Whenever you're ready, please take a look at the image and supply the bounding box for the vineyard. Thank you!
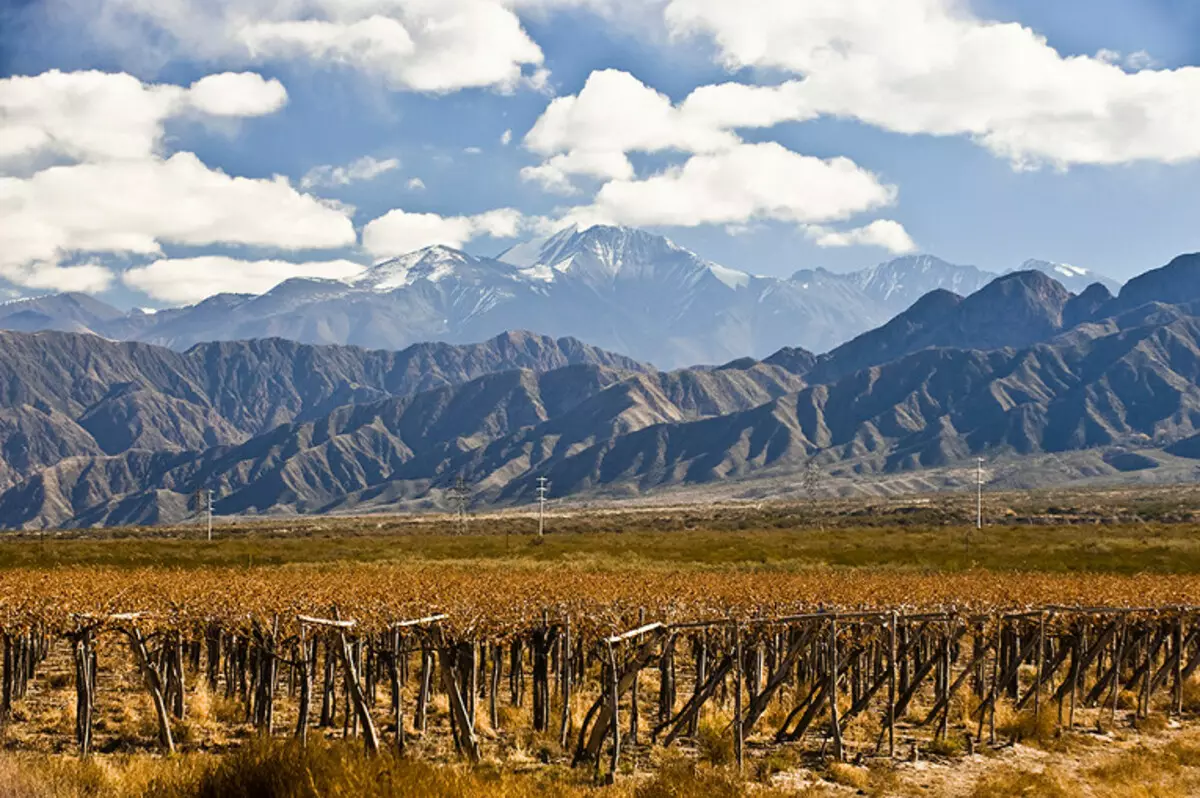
[2,563,1200,784]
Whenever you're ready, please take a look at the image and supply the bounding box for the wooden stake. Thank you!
[733,622,744,772]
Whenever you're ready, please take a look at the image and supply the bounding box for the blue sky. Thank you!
[2,0,1199,308]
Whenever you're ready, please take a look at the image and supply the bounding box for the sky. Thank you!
[1,0,1199,308]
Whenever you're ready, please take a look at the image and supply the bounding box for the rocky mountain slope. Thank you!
[0,330,648,493]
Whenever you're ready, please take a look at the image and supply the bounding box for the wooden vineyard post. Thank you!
[296,629,311,744]
[1111,617,1127,724]
[658,633,675,725]
[733,621,744,772]
[1034,611,1046,721]
[320,636,336,727]
[390,629,405,755]
[689,631,708,737]
[490,643,502,731]
[1068,627,1081,729]
[630,608,644,744]
[560,616,572,749]
[888,611,898,757]
[829,615,843,762]
[69,625,95,756]
[606,640,621,783]
[1174,616,1185,716]
[416,646,432,733]
[987,618,1000,745]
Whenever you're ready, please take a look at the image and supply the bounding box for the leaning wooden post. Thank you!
[888,611,898,757]
[829,615,843,762]
[733,621,744,772]
[127,625,175,754]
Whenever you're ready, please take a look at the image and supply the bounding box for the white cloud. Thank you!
[406,177,426,191]
[8,262,116,293]
[75,0,549,94]
[500,129,513,146]
[123,255,364,303]
[362,208,524,256]
[186,72,288,116]
[0,70,288,167]
[521,70,834,196]
[520,150,634,193]
[301,155,400,189]
[806,219,916,254]
[0,152,356,290]
[522,69,743,190]
[664,0,1200,168]
[0,68,354,294]
[564,142,897,229]
[464,146,483,155]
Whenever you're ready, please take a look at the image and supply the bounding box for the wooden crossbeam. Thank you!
[392,614,447,629]
[297,615,357,629]
[605,622,665,644]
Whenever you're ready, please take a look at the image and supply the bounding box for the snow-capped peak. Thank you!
[350,245,475,292]
[497,223,751,290]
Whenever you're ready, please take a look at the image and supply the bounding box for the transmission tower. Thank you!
[448,475,471,535]
[192,488,214,541]
[536,476,549,537]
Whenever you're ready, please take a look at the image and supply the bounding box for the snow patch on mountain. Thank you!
[1016,259,1122,294]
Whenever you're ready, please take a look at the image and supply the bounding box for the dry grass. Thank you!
[996,707,1057,746]
[968,766,1074,798]
[825,761,869,790]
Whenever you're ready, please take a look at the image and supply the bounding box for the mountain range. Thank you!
[0,248,1196,530]
[0,226,1118,369]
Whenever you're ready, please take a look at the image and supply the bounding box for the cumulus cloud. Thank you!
[300,155,400,189]
[500,129,513,146]
[406,177,426,191]
[185,72,288,117]
[362,208,525,256]
[0,152,355,291]
[69,0,549,94]
[522,69,747,190]
[123,256,364,303]
[0,68,360,294]
[663,0,1200,168]
[563,142,897,230]
[806,219,916,254]
[0,70,287,167]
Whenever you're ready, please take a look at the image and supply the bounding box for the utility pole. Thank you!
[207,488,213,542]
[536,476,549,537]
[976,457,984,531]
